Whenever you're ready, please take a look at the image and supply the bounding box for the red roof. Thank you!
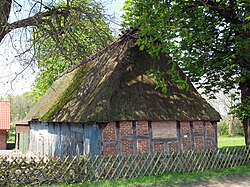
[0,100,10,130]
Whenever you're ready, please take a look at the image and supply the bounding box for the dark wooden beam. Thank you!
[203,121,207,149]
[132,121,138,155]
[176,121,181,152]
[190,122,194,150]
[148,121,153,155]
[115,121,122,155]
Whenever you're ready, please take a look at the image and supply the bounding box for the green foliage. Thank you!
[234,122,244,136]
[32,0,113,100]
[146,64,189,93]
[233,96,250,120]
[7,129,15,143]
[218,114,243,136]
[218,121,229,136]
[122,0,250,116]
[6,92,35,122]
[146,69,168,93]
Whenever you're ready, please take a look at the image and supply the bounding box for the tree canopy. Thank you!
[31,0,113,99]
[122,0,250,145]
[6,92,34,123]
[0,0,114,94]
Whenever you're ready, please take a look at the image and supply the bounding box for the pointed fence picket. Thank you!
[0,146,249,186]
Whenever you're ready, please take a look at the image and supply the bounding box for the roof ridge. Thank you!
[56,29,139,80]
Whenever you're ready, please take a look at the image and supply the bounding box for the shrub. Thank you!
[218,121,229,136]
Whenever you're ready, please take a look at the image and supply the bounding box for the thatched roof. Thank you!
[25,31,220,123]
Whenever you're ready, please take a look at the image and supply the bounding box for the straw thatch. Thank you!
[25,31,220,122]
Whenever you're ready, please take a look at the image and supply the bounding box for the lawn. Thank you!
[52,165,250,187]
[52,136,247,187]
[218,136,245,148]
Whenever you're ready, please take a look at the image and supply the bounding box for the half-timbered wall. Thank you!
[100,120,217,155]
[29,120,217,157]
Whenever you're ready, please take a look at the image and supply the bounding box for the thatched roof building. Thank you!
[23,30,220,157]
[25,31,220,123]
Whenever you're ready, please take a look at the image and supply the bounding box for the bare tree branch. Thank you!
[1,8,70,41]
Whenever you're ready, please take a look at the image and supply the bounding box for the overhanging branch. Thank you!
[190,0,243,25]
[0,7,70,42]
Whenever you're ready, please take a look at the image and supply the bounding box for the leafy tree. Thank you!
[122,0,250,145]
[0,0,113,90]
[32,0,113,99]
[7,92,34,123]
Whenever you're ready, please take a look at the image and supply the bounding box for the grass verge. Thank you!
[52,165,250,187]
[218,136,245,148]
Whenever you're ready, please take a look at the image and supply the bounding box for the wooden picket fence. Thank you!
[0,146,250,186]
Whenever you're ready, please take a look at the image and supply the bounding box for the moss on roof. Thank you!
[25,33,221,123]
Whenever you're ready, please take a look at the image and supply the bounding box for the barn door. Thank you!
[70,131,84,156]
[23,133,29,153]
[38,134,44,157]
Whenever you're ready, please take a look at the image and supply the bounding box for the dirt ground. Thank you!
[0,150,21,157]
[0,150,37,158]
[157,175,250,187]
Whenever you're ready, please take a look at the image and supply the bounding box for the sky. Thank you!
[0,0,125,97]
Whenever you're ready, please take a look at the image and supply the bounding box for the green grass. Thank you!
[52,165,250,187]
[218,136,245,148]
[52,136,247,187]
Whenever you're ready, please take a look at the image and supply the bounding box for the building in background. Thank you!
[16,122,30,153]
[0,100,10,149]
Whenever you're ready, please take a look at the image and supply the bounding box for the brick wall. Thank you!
[103,145,117,155]
[120,121,133,136]
[194,137,204,150]
[0,130,7,149]
[207,140,216,149]
[102,121,151,155]
[206,122,216,138]
[206,122,216,149]
[100,120,217,155]
[136,121,149,136]
[193,121,203,135]
[102,122,116,142]
[102,122,117,155]
[193,121,204,150]
[137,139,149,154]
[180,122,190,135]
[154,142,164,153]
[168,142,178,153]
[121,139,133,154]
[180,122,191,151]
[181,138,191,151]
[193,121,217,150]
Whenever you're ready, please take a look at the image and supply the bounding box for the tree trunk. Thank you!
[228,114,235,136]
[240,78,250,145]
[243,118,250,145]
[0,0,12,42]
